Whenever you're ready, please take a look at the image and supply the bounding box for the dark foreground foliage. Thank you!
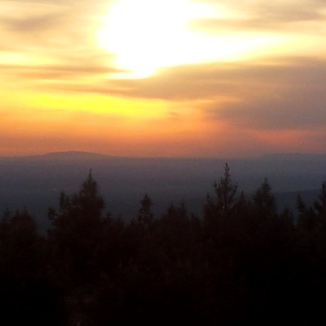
[1,165,326,325]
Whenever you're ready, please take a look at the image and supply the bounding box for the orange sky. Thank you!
[1,0,326,157]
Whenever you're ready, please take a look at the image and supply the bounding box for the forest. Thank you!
[1,163,326,325]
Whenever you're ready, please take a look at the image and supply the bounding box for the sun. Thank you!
[97,0,214,78]
[97,0,291,79]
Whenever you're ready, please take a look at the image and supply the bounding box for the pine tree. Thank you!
[49,170,104,237]
[314,181,326,219]
[48,171,105,284]
[204,163,238,220]
[137,193,154,228]
[252,178,276,217]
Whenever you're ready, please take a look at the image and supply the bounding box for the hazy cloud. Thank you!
[37,55,326,133]
[0,62,122,80]
[71,56,324,99]
[64,63,243,100]
[1,12,67,33]
[91,57,326,132]
[0,0,115,61]
[208,89,326,130]
[190,0,326,33]
[201,57,326,130]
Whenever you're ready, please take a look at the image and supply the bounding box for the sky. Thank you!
[1,0,326,157]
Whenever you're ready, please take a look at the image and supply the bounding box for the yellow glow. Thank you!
[0,53,57,66]
[96,0,298,78]
[97,0,215,78]
[1,88,169,120]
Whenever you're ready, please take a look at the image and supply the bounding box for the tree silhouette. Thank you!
[0,208,40,278]
[297,193,316,230]
[314,181,326,219]
[48,170,104,236]
[204,163,238,224]
[4,162,326,325]
[137,193,154,228]
[252,178,276,217]
[214,163,238,212]
[0,209,65,325]
[48,170,106,287]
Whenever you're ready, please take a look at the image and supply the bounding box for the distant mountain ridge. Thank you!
[2,150,326,160]
[0,151,110,161]
[259,153,326,161]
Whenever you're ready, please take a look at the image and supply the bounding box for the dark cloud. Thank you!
[208,88,326,130]
[202,58,326,130]
[60,57,324,102]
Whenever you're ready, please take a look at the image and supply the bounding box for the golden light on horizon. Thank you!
[1,87,171,121]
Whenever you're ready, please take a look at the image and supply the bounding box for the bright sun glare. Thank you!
[97,0,291,79]
[97,0,214,78]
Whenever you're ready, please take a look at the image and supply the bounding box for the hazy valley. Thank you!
[1,151,325,231]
